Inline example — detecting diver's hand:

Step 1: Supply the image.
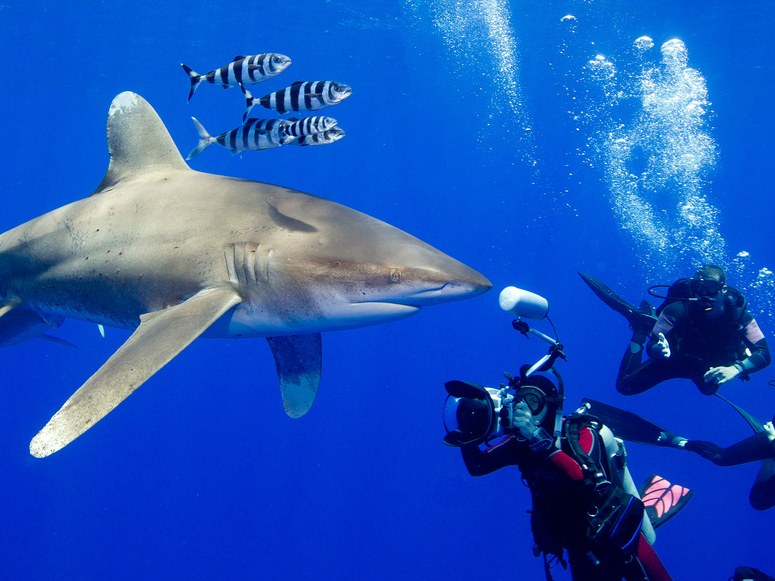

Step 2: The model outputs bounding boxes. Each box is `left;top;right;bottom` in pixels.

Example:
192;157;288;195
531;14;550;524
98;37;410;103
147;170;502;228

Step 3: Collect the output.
512;401;536;440
652;332;671;359
703;365;741;386
763;421;775;443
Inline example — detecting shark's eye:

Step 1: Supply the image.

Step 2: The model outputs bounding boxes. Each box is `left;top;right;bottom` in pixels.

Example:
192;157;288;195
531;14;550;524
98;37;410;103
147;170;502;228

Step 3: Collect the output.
389;269;401;283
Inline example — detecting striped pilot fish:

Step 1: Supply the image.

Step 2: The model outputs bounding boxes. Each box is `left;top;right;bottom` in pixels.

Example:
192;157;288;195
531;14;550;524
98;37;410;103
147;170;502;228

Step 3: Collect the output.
242;80;352;121
295;127;346;147
186;117;294;159
284;116;339;138
181;53;292;102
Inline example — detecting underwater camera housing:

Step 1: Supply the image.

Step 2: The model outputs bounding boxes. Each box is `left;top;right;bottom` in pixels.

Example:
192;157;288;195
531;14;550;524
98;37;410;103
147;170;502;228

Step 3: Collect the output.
443;287;566;448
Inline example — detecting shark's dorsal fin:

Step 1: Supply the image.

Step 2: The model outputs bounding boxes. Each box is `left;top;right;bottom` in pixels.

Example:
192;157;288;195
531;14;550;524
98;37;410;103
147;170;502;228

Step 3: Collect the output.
93;91;189;195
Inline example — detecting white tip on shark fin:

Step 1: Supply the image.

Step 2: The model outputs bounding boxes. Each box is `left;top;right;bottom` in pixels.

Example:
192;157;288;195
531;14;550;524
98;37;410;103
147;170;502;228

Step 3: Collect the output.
93;92;190;195
29;287;242;458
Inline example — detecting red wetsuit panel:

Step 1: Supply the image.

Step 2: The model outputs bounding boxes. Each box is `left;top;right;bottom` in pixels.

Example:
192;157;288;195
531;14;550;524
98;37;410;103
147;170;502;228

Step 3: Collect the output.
636;533;672;581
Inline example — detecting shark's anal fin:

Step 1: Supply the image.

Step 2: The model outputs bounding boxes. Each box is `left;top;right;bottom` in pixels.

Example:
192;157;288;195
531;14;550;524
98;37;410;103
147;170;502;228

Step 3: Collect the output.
266;334;322;418
29;287;242;458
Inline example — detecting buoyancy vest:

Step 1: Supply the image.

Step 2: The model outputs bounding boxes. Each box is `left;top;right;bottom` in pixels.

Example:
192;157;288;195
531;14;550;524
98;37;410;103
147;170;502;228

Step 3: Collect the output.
526;413;646;580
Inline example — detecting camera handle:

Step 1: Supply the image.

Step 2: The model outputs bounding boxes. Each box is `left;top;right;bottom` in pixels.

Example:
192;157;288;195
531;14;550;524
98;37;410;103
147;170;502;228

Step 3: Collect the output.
508;318;567;442
511;319;567;379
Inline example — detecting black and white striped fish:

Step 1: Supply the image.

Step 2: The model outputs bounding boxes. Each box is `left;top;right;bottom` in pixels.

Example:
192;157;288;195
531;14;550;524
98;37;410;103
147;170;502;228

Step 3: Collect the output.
284;116;339;138
242;80;351;121
186;117;294;159
181;53;292;102
295;127;346;147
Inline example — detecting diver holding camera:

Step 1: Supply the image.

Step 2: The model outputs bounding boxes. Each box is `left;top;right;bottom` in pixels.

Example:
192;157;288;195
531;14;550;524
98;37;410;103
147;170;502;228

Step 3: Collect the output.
443;287;678;581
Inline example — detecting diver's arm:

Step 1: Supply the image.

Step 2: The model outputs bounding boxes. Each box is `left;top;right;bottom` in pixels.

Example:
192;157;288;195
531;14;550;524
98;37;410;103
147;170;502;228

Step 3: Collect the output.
460;438;521;476
738;332;770;375
704;332;768;385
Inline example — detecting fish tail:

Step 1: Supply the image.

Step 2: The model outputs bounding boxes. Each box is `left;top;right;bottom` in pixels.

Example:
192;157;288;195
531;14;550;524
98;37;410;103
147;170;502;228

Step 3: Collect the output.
181;63;203;102
241;85;255;124
186;117;215;159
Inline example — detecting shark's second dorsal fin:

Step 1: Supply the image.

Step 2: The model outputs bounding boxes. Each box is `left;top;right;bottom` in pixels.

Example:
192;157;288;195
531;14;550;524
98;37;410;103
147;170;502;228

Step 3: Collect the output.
94;92;189;194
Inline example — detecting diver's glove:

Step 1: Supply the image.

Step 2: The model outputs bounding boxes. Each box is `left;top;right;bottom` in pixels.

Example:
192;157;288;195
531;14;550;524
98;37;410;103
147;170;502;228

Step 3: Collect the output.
512;401;555;453
703;364;742;386
512;401;537;440
650;332;671;359
763;421;775;443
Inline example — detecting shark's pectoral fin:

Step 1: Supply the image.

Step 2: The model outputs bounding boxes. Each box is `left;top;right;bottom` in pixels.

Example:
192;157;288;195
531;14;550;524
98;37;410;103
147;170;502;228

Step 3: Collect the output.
266;334;322;419
0;298;21;318
40;334;77;349
29;287;242;458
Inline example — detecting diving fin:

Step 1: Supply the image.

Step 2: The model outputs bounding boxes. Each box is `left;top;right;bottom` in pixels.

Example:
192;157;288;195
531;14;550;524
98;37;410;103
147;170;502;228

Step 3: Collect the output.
731;566;775;581
578;272;657;333
639;474;693;529
714;393;775;510
581;399;686;448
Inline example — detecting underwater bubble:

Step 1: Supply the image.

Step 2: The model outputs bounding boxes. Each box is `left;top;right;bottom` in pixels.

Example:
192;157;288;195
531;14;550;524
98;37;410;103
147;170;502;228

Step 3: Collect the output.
634;36;654;51
561;14;577;22
660;38;689;70
571;31;725;272
586;55;616;81
423;0;534;155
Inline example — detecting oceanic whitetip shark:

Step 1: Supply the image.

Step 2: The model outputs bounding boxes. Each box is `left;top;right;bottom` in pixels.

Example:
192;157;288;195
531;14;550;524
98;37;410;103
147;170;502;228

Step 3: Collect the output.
0;92;491;458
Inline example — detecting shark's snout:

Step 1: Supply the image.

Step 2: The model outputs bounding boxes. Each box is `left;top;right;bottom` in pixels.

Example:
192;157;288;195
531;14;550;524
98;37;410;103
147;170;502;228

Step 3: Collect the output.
407;278;491;306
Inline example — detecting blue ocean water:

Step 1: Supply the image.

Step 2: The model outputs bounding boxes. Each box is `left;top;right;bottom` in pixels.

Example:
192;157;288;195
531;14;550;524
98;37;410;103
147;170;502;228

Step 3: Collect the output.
1;1;773;579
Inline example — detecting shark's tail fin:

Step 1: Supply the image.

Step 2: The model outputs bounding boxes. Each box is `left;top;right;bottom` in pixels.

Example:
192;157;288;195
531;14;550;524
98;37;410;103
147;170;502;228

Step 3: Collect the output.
186;117;216;160
181;63;203;102
241;85;256;124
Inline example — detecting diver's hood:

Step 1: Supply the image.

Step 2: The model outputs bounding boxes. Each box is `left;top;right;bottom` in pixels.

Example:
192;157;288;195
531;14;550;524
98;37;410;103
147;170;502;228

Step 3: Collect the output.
443;380;496;447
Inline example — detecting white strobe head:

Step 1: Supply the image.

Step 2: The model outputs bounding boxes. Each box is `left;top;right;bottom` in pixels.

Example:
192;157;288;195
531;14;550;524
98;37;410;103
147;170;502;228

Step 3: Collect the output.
498;286;549;320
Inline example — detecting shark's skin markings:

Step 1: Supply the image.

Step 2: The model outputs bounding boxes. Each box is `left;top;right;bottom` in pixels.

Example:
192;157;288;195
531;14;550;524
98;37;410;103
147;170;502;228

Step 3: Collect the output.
0;92;491;458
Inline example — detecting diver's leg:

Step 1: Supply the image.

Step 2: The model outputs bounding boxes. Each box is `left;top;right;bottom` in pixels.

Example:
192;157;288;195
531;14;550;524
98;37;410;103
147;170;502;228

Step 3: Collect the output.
749;459;775;511
616;352;669;395
634;534;671;581
717;432;773;465
686;432;772;466
681;356;723;395
567;550;623;581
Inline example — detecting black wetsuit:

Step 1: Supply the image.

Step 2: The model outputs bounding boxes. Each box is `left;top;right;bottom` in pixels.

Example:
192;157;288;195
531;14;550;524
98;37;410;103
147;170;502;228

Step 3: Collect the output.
617;299;770;395
460;421;670;581
685;425;775;511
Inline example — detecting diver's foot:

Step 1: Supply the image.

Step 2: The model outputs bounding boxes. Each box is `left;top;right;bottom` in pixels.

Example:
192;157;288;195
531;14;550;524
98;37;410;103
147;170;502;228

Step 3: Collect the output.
656;431;687;448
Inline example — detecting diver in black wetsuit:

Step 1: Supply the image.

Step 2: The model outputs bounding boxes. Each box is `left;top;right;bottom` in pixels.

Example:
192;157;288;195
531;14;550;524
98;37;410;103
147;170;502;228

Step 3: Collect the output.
615;265;770;396
682;419;775;511
583;398;775;511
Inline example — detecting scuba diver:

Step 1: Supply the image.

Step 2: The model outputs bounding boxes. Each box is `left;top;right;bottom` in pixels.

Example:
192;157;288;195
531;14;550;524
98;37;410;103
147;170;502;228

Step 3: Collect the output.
730;566;775;581
579;265;770;396
443;287;686;581
582;397;775;511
